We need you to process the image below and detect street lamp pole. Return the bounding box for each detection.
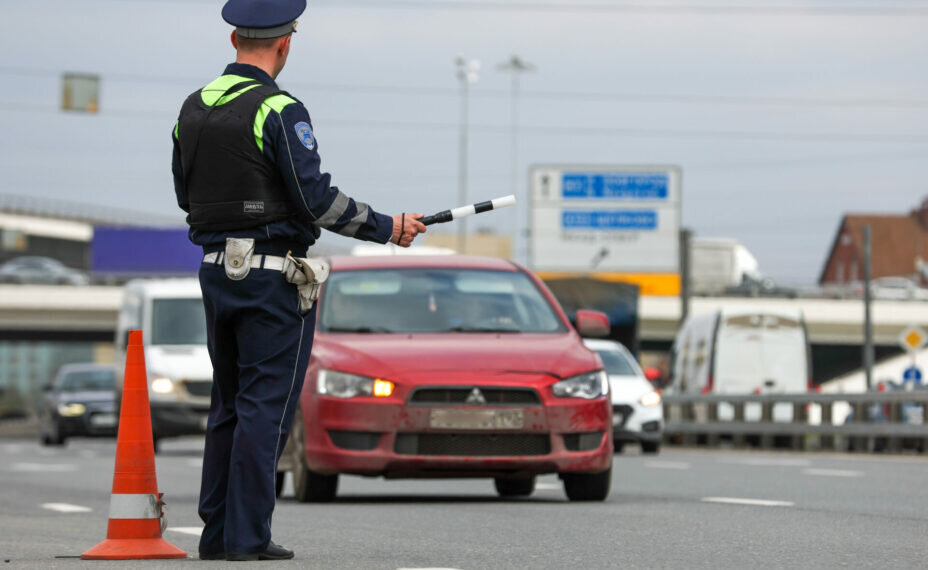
[497,54,535,263]
[456,57,480,254]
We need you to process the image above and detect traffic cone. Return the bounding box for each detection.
[81,330,187,560]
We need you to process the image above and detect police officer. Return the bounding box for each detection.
[171,0,426,561]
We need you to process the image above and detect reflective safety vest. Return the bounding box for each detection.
[177,75,298,231]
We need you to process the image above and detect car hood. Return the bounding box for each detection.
[314,333,599,380]
[145,345,213,381]
[608,375,655,404]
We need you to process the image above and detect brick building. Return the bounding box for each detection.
[819,198,928,285]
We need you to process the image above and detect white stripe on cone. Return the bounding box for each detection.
[108,493,160,519]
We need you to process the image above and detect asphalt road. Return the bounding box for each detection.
[1,437,926,569]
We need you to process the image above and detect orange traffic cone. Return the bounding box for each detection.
[82,330,187,560]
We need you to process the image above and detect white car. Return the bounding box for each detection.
[584,339,663,454]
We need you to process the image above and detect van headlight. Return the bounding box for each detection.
[639,391,662,407]
[57,403,86,417]
[151,377,175,395]
[317,369,394,399]
[552,370,609,400]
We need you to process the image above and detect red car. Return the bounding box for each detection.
[278,255,613,502]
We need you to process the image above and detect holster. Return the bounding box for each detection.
[282,252,330,313]
[224,237,255,281]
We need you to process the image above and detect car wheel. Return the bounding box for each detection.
[291,407,338,503]
[152,437,161,454]
[641,441,660,454]
[275,472,286,498]
[562,466,612,502]
[613,442,624,454]
[494,476,536,498]
[44,422,66,446]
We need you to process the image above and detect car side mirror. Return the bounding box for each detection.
[575,310,610,338]
[644,368,661,383]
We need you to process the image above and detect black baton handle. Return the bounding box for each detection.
[420,210,453,226]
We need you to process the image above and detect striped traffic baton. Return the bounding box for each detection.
[419,194,517,226]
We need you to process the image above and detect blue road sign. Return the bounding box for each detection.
[562,172,669,200]
[903,366,922,386]
[562,210,658,230]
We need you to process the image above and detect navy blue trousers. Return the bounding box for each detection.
[197,262,315,555]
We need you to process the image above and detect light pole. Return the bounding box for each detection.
[456,56,480,254]
[497,54,535,263]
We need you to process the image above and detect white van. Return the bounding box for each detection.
[669,308,811,420]
[115,279,212,450]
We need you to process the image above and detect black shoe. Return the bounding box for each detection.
[227,541,294,562]
[198,552,226,561]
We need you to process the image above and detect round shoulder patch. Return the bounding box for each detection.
[294,121,315,151]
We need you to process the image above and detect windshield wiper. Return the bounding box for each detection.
[442,326,521,333]
[326,326,395,333]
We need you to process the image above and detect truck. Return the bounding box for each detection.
[690,238,761,295]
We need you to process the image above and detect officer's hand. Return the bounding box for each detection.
[391,213,427,248]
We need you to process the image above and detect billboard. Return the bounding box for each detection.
[529,165,682,296]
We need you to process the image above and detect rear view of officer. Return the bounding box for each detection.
[171,0,426,561]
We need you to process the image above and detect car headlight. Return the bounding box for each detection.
[317,369,394,399]
[57,403,86,417]
[151,377,175,395]
[552,370,609,400]
[639,391,662,407]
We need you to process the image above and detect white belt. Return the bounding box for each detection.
[203,252,285,271]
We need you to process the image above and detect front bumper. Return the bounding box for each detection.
[611,402,663,443]
[55,407,118,437]
[302,392,613,477]
[150,402,209,438]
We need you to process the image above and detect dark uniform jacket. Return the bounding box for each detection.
[172,63,392,253]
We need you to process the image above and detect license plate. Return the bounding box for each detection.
[90,413,116,428]
[429,409,524,430]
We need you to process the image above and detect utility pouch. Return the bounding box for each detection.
[282,252,330,313]
[224,237,255,281]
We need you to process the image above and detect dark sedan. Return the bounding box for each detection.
[39,364,118,445]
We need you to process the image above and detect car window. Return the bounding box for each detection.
[595,349,640,376]
[59,369,115,392]
[150,298,207,345]
[320,268,566,333]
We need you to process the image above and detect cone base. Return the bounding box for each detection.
[81,537,187,560]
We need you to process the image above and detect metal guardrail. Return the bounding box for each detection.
[662,392,928,453]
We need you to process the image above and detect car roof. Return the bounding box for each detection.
[328,255,520,272]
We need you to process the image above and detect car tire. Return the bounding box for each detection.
[613,442,624,454]
[43,422,66,446]
[562,466,612,502]
[494,476,536,498]
[275,472,286,498]
[290,407,338,503]
[152,437,161,454]
[641,441,660,454]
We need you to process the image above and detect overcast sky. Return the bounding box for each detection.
[1,0,927,283]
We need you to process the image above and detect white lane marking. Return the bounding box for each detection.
[167,527,203,536]
[535,483,561,491]
[645,461,691,470]
[803,468,863,478]
[720,457,811,467]
[42,503,92,513]
[702,497,794,507]
[187,458,203,468]
[11,462,77,472]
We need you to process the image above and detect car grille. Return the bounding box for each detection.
[613,405,634,428]
[183,380,213,398]
[409,387,541,406]
[394,433,550,456]
[328,430,381,451]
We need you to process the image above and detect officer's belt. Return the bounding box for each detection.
[202,252,285,271]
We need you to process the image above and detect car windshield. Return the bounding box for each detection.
[59,369,115,392]
[150,298,208,345]
[319,268,566,334]
[595,349,639,377]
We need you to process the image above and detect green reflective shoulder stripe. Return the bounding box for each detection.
[200,74,261,107]
[173,121,179,139]
[253,94,298,152]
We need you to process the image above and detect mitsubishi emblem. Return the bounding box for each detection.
[465,387,487,404]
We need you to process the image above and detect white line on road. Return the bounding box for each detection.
[645,461,691,470]
[186,459,203,468]
[720,458,811,467]
[41,503,92,513]
[535,483,561,491]
[803,468,863,478]
[167,527,203,536]
[11,462,77,473]
[702,497,794,507]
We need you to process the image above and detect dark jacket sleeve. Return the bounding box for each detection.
[171,121,189,213]
[262,101,393,244]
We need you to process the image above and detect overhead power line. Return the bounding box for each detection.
[2,66,926,110]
